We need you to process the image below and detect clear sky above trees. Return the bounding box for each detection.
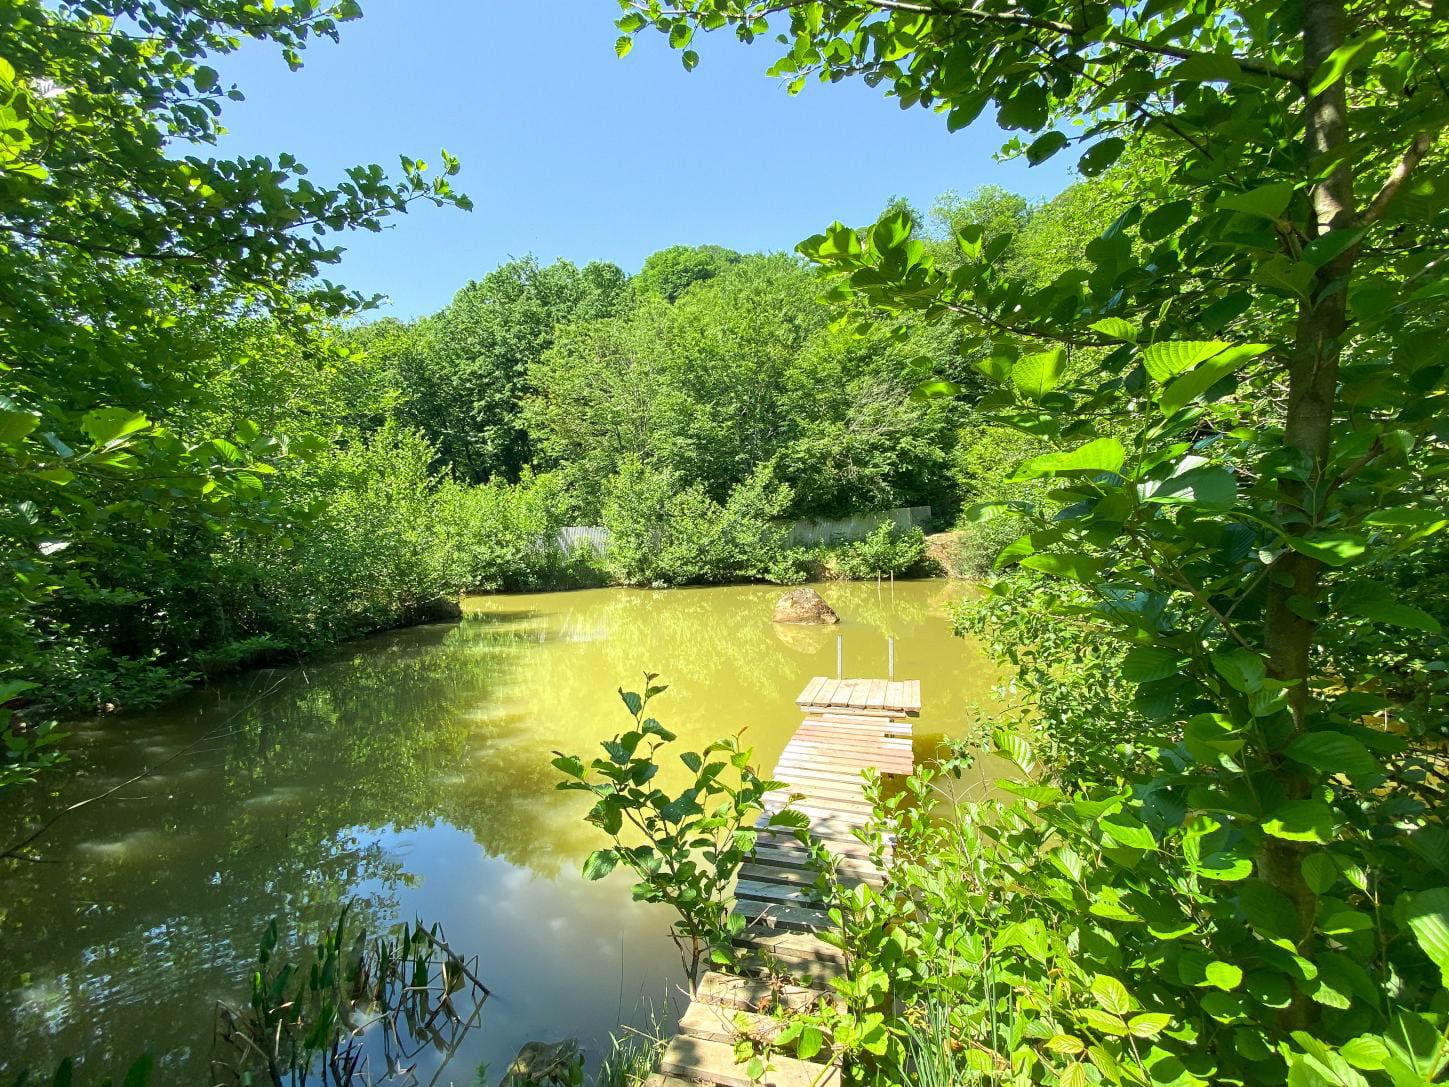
[209,0,1075,317]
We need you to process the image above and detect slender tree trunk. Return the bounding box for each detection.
[1260,0,1357,1029]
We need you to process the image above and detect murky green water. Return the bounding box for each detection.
[0,580,1001,1083]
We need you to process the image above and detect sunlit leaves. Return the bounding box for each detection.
[1284,732,1380,777]
[1404,889,1449,987]
[1011,348,1066,401]
[1308,29,1387,95]
[1010,437,1125,481]
[1286,532,1367,567]
[1216,181,1296,220]
[1263,801,1336,844]
[1141,341,1233,383]
[1089,317,1138,343]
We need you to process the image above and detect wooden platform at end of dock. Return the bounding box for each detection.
[646,677,919,1087]
[796,676,920,717]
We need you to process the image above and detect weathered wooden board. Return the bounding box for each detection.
[659,1036,840,1087]
[735,878,824,907]
[736,897,834,934]
[677,1000,786,1046]
[695,970,822,1012]
[796,676,920,715]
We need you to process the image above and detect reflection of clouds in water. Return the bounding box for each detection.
[357,824,681,1080]
[75,828,178,862]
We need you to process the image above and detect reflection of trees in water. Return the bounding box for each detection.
[0,621,517,1081]
[0,581,991,1081]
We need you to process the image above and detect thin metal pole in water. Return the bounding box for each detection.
[837,635,843,680]
[888,637,895,680]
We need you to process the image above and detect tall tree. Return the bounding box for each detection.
[0,0,466,788]
[404,257,627,481]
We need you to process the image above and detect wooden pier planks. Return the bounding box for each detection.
[646,677,917,1087]
[795,676,921,716]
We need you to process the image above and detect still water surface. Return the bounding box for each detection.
[0,580,1001,1082]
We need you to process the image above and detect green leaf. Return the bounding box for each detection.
[1091,974,1132,1016]
[1197,852,1253,881]
[615,35,633,58]
[1019,552,1105,583]
[1079,137,1126,176]
[797,1025,824,1060]
[1143,465,1237,510]
[1404,888,1449,987]
[1302,853,1339,894]
[1010,437,1125,481]
[768,809,810,829]
[1217,181,1295,220]
[1139,200,1193,243]
[80,407,149,446]
[550,754,585,779]
[1128,1012,1170,1038]
[1010,348,1066,401]
[1337,583,1442,633]
[1100,813,1156,851]
[1239,879,1302,941]
[582,852,617,886]
[1263,800,1335,844]
[1026,130,1069,164]
[997,82,1048,130]
[1157,343,1269,415]
[1089,317,1138,343]
[1121,647,1182,683]
[619,689,643,715]
[1286,532,1366,567]
[0,408,39,444]
[1210,648,1266,694]
[1141,341,1231,382]
[1308,29,1386,96]
[1338,1036,1389,1072]
[681,49,699,71]
[1204,961,1243,990]
[913,378,961,400]
[993,729,1036,775]
[1284,732,1380,777]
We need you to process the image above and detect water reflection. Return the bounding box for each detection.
[0,579,999,1082]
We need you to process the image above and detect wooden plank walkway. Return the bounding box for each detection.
[796,676,921,718]
[646,678,918,1087]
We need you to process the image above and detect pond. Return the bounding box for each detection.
[0,579,1003,1083]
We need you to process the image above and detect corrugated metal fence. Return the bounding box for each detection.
[553,505,931,556]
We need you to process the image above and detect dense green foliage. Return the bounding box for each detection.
[1,0,465,783]
[618,1,1449,1085]
[2,4,1005,753]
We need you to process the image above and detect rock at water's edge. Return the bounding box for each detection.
[772,588,840,625]
[924,531,968,577]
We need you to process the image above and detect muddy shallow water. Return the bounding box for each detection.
[0,579,1002,1082]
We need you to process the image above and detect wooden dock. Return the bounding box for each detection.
[646,678,918,1087]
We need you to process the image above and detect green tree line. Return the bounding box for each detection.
[0,0,1109,769]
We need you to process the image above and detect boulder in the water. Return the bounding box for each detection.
[773,588,840,625]
[498,1039,584,1087]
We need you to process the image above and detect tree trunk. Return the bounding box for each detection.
[1260,0,1357,1030]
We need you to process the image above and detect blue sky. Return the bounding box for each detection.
[214,0,1075,319]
